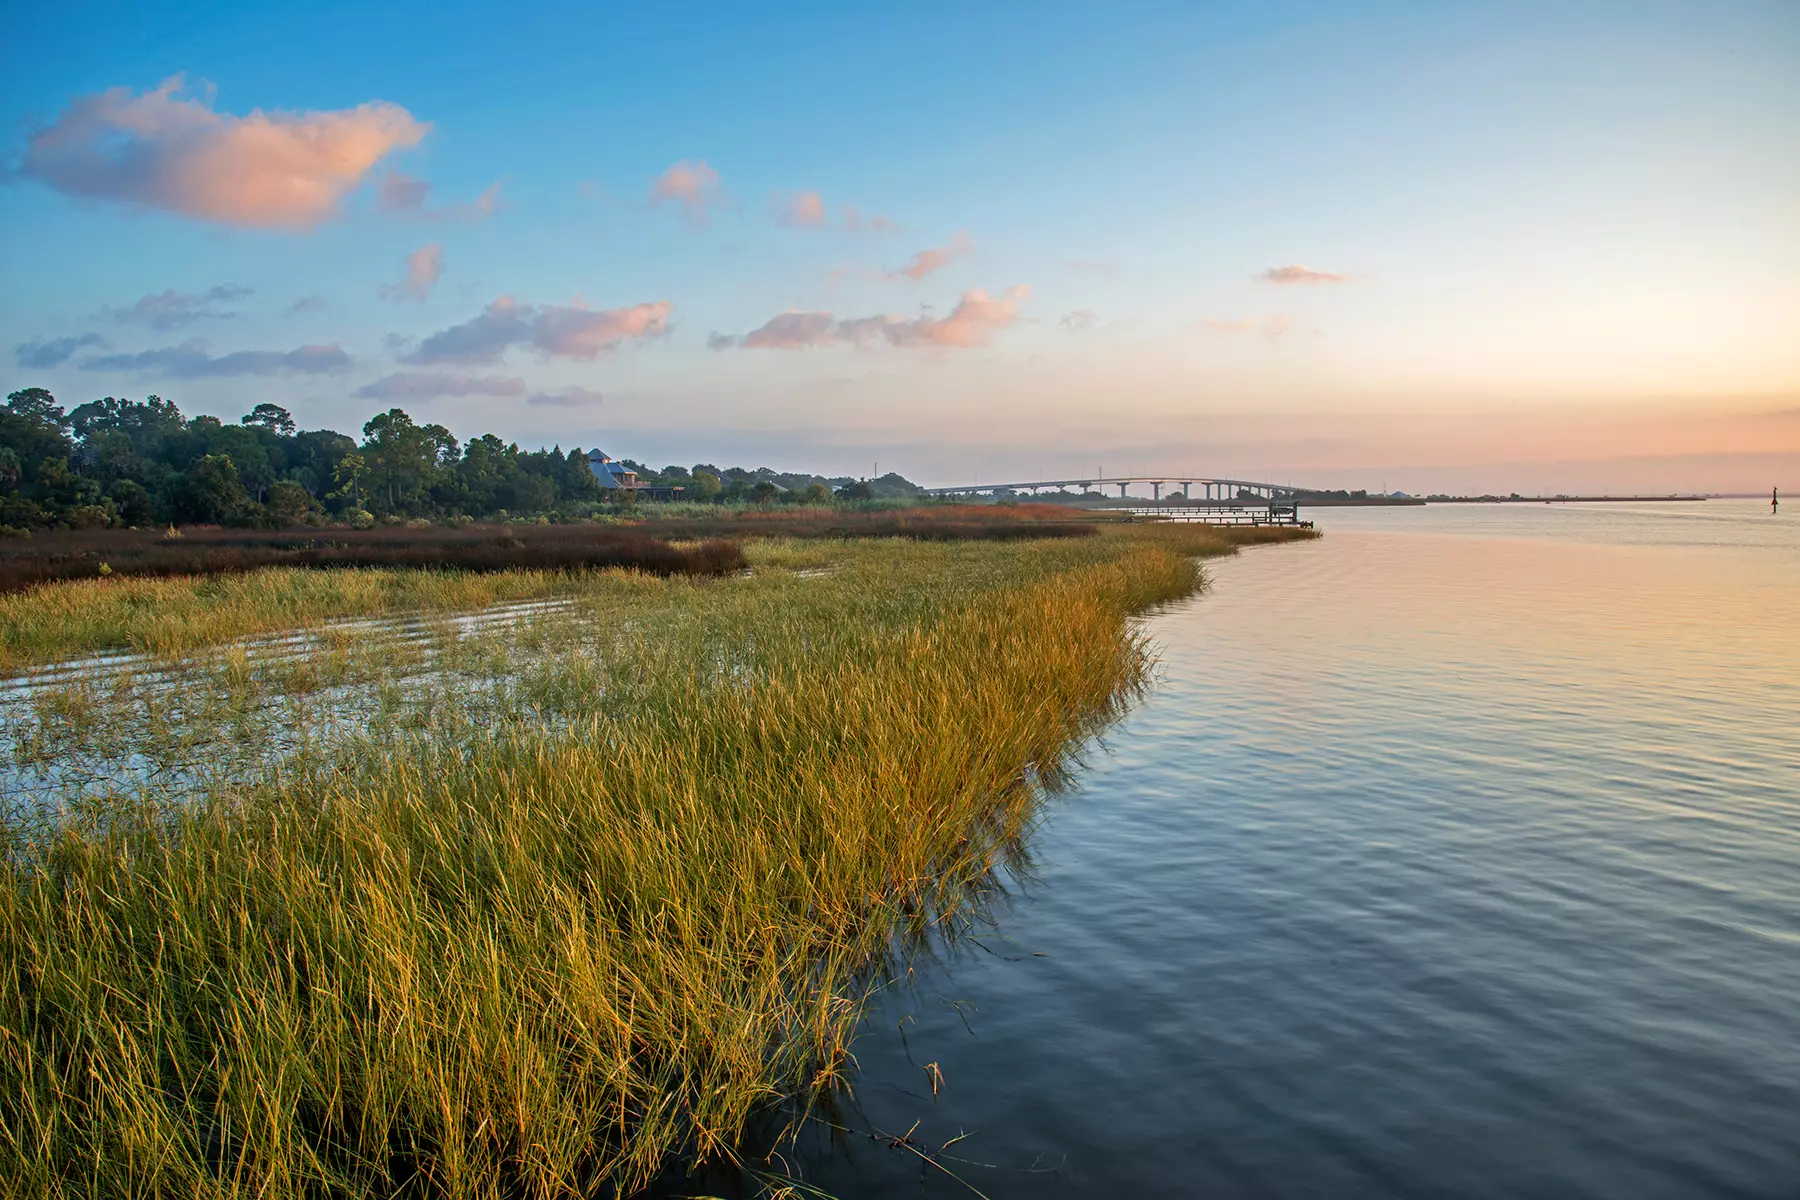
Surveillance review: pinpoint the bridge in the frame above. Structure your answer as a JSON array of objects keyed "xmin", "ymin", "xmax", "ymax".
[{"xmin": 921, "ymin": 475, "xmax": 1309, "ymax": 525}]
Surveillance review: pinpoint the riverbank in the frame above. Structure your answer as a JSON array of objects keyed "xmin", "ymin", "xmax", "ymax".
[{"xmin": 2, "ymin": 522, "xmax": 1312, "ymax": 1196}]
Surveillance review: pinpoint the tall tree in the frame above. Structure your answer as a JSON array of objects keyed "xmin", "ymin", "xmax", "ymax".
[
  {"xmin": 360, "ymin": 408, "xmax": 421, "ymax": 513},
  {"xmin": 6, "ymin": 387, "xmax": 68, "ymax": 431},
  {"xmin": 242, "ymin": 403, "xmax": 297, "ymax": 437}
]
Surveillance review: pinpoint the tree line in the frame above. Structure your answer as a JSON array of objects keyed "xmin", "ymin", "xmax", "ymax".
[{"xmin": 0, "ymin": 387, "xmax": 917, "ymax": 532}]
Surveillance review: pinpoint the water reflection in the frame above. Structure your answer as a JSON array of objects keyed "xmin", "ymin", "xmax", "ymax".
[
  {"xmin": 793, "ymin": 500, "xmax": 1800, "ymax": 1198},
  {"xmin": 0, "ymin": 598, "xmax": 582, "ymax": 822}
]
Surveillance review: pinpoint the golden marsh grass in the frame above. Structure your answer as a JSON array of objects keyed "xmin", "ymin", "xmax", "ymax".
[{"xmin": 1, "ymin": 524, "xmax": 1314, "ymax": 1196}]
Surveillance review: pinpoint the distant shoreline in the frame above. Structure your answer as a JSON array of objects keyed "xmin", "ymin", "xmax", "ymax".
[
  {"xmin": 1412, "ymin": 495, "xmax": 1709, "ymax": 505},
  {"xmin": 1025, "ymin": 493, "xmax": 1732, "ymax": 511}
]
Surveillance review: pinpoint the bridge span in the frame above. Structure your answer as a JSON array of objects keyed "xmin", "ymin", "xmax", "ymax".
[
  {"xmin": 922, "ymin": 475, "xmax": 1310, "ymax": 525},
  {"xmin": 922, "ymin": 474, "xmax": 1298, "ymax": 501}
]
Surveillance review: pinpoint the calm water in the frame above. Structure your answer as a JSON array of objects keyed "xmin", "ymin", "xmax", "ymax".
[{"xmin": 801, "ymin": 501, "xmax": 1800, "ymax": 1198}]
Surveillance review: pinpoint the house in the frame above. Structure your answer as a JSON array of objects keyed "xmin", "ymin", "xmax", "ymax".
[
  {"xmin": 585, "ymin": 449, "xmax": 635, "ymax": 489},
  {"xmin": 585, "ymin": 449, "xmax": 684, "ymax": 501}
]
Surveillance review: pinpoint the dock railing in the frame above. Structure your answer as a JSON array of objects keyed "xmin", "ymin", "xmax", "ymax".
[{"xmin": 1117, "ymin": 503, "xmax": 1311, "ymax": 528}]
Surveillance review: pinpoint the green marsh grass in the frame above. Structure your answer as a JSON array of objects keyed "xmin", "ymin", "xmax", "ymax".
[
  {"xmin": 2, "ymin": 524, "xmax": 1313, "ymax": 1196},
  {"xmin": 0, "ymin": 567, "xmax": 611, "ymax": 674}
]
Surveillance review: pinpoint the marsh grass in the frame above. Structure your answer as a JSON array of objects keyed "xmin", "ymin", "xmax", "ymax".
[
  {"xmin": 0, "ymin": 514, "xmax": 1113, "ymax": 674},
  {"xmin": 1, "ymin": 525, "xmax": 1314, "ymax": 1197},
  {"xmin": 0, "ymin": 566, "xmax": 607, "ymax": 674}
]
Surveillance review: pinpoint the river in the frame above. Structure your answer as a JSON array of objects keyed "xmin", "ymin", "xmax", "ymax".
[{"xmin": 797, "ymin": 500, "xmax": 1800, "ymax": 1198}]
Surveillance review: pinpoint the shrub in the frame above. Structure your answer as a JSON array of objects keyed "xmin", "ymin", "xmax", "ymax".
[
  {"xmin": 0, "ymin": 524, "xmax": 748, "ymax": 592},
  {"xmin": 266, "ymin": 480, "xmax": 320, "ymax": 527}
]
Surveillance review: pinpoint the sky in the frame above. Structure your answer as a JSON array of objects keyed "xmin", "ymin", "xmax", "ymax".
[{"xmin": 2, "ymin": 0, "xmax": 1797, "ymax": 492}]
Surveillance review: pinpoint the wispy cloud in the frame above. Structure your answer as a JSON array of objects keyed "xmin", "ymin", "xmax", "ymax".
[
  {"xmin": 405, "ymin": 297, "xmax": 672, "ymax": 365},
  {"xmin": 774, "ymin": 192, "xmax": 898, "ymax": 232},
  {"xmin": 843, "ymin": 204, "xmax": 900, "ymax": 233},
  {"xmin": 355, "ymin": 371, "xmax": 523, "ymax": 400},
  {"xmin": 650, "ymin": 160, "xmax": 723, "ymax": 226},
  {"xmin": 1060, "ymin": 308, "xmax": 1099, "ymax": 333},
  {"xmin": 286, "ymin": 294, "xmax": 328, "ymax": 316},
  {"xmin": 376, "ymin": 170, "xmax": 502, "ymax": 221},
  {"xmin": 380, "ymin": 243, "xmax": 445, "ymax": 302},
  {"xmin": 98, "ymin": 284, "xmax": 251, "ymax": 330},
  {"xmin": 16, "ymin": 75, "xmax": 427, "ymax": 229},
  {"xmin": 889, "ymin": 233, "xmax": 973, "ymax": 282},
  {"xmin": 1065, "ymin": 258, "xmax": 1118, "ymax": 275},
  {"xmin": 1259, "ymin": 264, "xmax": 1348, "ymax": 285},
  {"xmin": 715, "ymin": 285, "xmax": 1029, "ymax": 351},
  {"xmin": 80, "ymin": 338, "xmax": 351, "ymax": 378},
  {"xmin": 527, "ymin": 386, "xmax": 605, "ymax": 408},
  {"xmin": 14, "ymin": 333, "xmax": 107, "ymax": 369},
  {"xmin": 776, "ymin": 191, "xmax": 828, "ymax": 228},
  {"xmin": 376, "ymin": 171, "xmax": 430, "ymax": 213}
]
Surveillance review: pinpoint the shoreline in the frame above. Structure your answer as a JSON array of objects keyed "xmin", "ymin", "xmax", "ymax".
[{"xmin": 4, "ymin": 523, "xmax": 1315, "ymax": 1196}]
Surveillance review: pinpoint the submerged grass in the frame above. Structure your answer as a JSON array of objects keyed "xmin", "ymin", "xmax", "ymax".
[
  {"xmin": 0, "ymin": 566, "xmax": 613, "ymax": 674},
  {"xmin": 1, "ymin": 524, "xmax": 1314, "ymax": 1197}
]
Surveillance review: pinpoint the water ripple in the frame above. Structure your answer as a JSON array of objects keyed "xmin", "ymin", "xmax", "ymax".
[{"xmin": 798, "ymin": 501, "xmax": 1800, "ymax": 1199}]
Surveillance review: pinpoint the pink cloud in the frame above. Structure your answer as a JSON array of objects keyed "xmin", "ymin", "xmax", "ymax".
[
  {"xmin": 886, "ymin": 285, "xmax": 1028, "ymax": 347},
  {"xmin": 777, "ymin": 191, "xmax": 829, "ymax": 228},
  {"xmin": 741, "ymin": 311, "xmax": 839, "ymax": 350},
  {"xmin": 355, "ymin": 372, "xmax": 524, "ymax": 400},
  {"xmin": 406, "ymin": 296, "xmax": 672, "ymax": 364},
  {"xmin": 18, "ymin": 75, "xmax": 427, "ymax": 229},
  {"xmin": 720, "ymin": 285, "xmax": 1029, "ymax": 351},
  {"xmin": 377, "ymin": 171, "xmax": 502, "ymax": 221},
  {"xmin": 889, "ymin": 232, "xmax": 973, "ymax": 282},
  {"xmin": 381, "ymin": 243, "xmax": 445, "ymax": 302},
  {"xmin": 533, "ymin": 300, "xmax": 670, "ymax": 356},
  {"xmin": 650, "ymin": 160, "xmax": 723, "ymax": 225},
  {"xmin": 1260, "ymin": 264, "xmax": 1348, "ymax": 285}
]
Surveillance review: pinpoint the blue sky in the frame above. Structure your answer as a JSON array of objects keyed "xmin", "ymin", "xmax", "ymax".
[{"xmin": 3, "ymin": 1, "xmax": 1796, "ymax": 489}]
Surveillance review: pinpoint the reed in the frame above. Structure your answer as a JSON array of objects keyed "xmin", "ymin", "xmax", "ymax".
[
  {"xmin": 1, "ymin": 526, "xmax": 1314, "ymax": 1197},
  {"xmin": 0, "ymin": 512, "xmax": 1111, "ymax": 672},
  {"xmin": 0, "ymin": 565, "xmax": 594, "ymax": 673}
]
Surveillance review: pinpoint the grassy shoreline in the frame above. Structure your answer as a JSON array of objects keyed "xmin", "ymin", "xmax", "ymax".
[
  {"xmin": 0, "ymin": 509, "xmax": 1103, "ymax": 673},
  {"xmin": 3, "ymin": 523, "xmax": 1312, "ymax": 1196}
]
